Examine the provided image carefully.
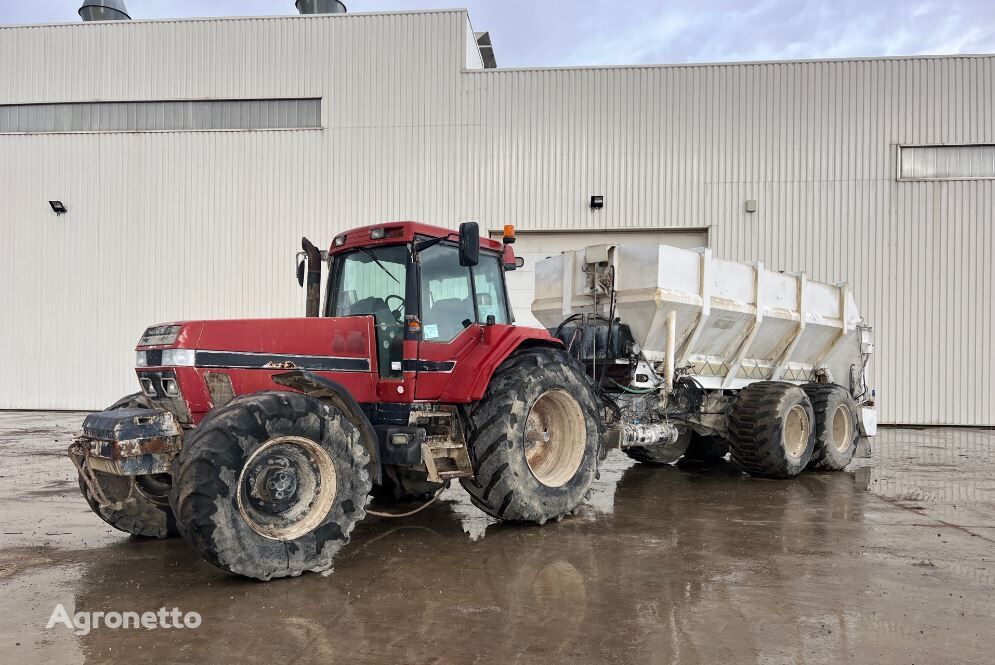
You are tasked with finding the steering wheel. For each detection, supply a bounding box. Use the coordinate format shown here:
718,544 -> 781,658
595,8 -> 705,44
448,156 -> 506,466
385,295 -> 406,321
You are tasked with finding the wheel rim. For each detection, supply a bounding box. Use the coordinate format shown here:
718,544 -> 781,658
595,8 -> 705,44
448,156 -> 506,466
524,390 -> 586,488
236,436 -> 337,541
782,405 -> 811,459
831,404 -> 853,452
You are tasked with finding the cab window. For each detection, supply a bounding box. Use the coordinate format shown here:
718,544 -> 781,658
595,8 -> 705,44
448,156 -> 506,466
327,245 -> 408,378
419,244 -> 474,342
472,254 -> 510,325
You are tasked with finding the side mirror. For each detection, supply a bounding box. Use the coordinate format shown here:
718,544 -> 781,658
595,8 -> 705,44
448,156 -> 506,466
297,259 -> 306,288
459,222 -> 480,267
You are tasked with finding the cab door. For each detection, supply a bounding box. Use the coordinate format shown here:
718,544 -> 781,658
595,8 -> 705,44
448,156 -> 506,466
413,243 -> 512,401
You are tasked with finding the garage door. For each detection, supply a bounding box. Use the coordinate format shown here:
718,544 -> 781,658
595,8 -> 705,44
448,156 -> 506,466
495,229 -> 709,327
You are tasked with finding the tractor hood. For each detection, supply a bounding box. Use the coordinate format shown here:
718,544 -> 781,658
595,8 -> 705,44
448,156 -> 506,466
134,317 -> 382,425
136,317 -> 379,373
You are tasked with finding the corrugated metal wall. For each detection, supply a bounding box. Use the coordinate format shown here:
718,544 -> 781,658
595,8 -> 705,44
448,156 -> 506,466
463,59 -> 994,425
0,12 -> 991,424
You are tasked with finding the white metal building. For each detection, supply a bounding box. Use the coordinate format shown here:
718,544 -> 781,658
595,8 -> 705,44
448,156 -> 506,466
0,7 -> 992,425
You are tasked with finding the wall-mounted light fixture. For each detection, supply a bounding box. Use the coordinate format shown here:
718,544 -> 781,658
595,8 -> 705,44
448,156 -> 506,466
49,201 -> 68,216
745,199 -> 758,213
590,195 -> 604,210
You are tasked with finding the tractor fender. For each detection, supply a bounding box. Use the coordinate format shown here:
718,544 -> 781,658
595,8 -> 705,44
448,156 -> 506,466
272,370 -> 382,484
448,327 -> 564,403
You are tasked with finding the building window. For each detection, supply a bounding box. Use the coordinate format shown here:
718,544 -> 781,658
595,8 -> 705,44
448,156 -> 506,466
0,98 -> 321,134
899,144 -> 995,181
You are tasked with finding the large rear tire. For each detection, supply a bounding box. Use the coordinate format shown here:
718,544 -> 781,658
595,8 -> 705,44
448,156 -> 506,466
461,348 -> 603,525
727,382 -> 815,478
169,391 -> 371,580
802,383 -> 858,471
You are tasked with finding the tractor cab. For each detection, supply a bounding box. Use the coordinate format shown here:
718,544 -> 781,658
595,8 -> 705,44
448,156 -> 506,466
299,222 -> 527,404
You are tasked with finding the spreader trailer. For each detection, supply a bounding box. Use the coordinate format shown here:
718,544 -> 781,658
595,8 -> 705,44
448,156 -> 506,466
70,221 -> 876,580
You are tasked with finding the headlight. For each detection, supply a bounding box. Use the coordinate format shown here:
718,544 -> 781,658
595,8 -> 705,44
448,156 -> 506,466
136,351 -> 148,367
161,349 -> 196,367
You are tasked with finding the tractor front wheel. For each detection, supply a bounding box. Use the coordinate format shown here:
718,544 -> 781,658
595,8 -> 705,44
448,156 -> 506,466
76,393 -> 178,539
169,391 -> 371,580
461,348 -> 603,525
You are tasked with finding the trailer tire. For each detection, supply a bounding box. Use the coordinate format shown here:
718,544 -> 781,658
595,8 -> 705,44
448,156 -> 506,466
624,430 -> 692,465
727,382 -> 815,478
802,384 -> 858,471
682,433 -> 729,463
169,391 -> 371,580
372,466 -> 444,503
461,347 -> 603,525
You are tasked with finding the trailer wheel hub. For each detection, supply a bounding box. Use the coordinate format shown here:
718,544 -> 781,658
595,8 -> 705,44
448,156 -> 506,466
237,436 -> 337,541
524,390 -> 586,488
831,404 -> 853,452
782,405 -> 812,459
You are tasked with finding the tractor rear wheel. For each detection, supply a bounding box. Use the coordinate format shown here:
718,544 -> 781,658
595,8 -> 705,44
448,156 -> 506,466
727,382 -> 815,478
461,348 -> 603,525
77,393 -> 179,539
802,383 -> 858,471
169,391 -> 371,580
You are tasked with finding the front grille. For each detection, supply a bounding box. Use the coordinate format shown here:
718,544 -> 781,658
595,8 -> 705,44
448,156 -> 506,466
136,370 -> 193,426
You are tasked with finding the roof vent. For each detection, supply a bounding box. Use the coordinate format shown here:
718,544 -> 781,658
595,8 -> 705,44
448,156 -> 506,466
79,0 -> 131,21
296,0 -> 347,14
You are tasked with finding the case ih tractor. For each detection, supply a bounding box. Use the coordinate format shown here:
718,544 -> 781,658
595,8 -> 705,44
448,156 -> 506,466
70,221 -> 876,580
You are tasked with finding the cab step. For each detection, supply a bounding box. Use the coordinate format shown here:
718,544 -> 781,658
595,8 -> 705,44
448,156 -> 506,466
409,407 -> 474,482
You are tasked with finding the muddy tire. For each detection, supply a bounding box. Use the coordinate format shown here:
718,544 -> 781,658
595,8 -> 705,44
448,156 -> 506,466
372,466 -> 444,503
727,382 -> 815,479
77,393 -> 179,538
106,392 -> 153,411
624,430 -> 692,465
460,347 -> 603,525
169,391 -> 371,580
802,384 -> 858,471
79,472 -> 179,538
682,433 -> 729,462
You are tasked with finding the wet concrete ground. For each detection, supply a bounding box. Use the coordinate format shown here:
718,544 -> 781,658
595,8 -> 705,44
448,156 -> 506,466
0,411 -> 992,665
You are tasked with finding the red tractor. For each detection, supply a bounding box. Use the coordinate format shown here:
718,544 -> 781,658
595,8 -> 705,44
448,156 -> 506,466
71,222 -> 605,580
71,221 -> 874,580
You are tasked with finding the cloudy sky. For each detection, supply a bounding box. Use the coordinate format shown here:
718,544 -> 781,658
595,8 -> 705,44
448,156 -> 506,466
3,0 -> 994,67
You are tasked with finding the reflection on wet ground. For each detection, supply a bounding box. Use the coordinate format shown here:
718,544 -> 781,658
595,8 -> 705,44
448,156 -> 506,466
0,412 -> 992,664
